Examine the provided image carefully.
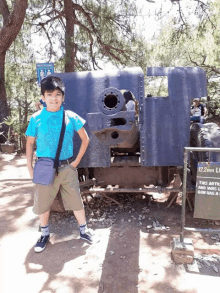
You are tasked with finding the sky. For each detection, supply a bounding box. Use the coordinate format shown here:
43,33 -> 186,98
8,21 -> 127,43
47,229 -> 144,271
32,0 -> 210,69
136,0 -> 173,40
136,0 -> 210,40
32,0 -> 174,64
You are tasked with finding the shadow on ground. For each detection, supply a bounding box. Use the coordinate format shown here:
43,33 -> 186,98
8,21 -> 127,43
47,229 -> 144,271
0,181 -> 35,239
1,152 -> 220,292
24,239 -> 91,293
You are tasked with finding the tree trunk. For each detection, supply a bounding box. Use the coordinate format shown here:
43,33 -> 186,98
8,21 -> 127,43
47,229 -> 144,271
18,100 -> 21,149
64,0 -> 75,72
0,0 -> 28,124
0,51 -> 9,128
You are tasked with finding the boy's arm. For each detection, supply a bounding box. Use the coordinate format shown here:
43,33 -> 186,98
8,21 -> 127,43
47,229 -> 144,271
26,136 -> 36,179
70,127 -> 90,168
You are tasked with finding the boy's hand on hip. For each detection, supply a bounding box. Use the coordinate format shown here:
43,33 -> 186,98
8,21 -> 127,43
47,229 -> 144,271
70,160 -> 78,168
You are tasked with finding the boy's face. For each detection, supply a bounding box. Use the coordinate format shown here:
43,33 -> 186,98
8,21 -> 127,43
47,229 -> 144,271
43,89 -> 64,112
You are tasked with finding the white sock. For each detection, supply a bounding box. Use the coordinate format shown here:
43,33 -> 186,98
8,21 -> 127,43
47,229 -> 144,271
79,223 -> 87,234
41,225 -> 50,236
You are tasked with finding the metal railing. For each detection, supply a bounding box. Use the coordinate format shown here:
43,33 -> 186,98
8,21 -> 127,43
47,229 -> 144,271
181,146 -> 220,241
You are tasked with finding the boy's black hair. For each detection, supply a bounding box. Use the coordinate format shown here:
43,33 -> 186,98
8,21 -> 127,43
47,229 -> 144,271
41,76 -> 65,96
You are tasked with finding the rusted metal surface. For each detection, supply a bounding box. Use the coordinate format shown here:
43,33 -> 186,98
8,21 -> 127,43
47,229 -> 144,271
81,187 -> 193,194
87,110 -> 138,149
79,178 -> 97,188
93,166 -> 161,188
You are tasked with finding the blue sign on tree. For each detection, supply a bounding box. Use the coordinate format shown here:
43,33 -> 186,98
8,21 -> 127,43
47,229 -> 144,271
36,63 -> 54,86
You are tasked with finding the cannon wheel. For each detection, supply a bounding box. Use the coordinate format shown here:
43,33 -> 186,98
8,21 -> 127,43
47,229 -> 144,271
190,122 -> 220,184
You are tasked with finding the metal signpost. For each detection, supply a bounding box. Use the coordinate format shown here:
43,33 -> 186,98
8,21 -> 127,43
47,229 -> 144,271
181,147 -> 220,242
36,63 -> 54,86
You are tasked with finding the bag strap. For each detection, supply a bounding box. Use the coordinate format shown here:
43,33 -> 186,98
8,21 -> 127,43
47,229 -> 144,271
54,110 -> 66,171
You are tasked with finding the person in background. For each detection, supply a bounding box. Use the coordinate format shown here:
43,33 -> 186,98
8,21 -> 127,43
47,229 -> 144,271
26,76 -> 92,253
123,90 -> 136,111
190,98 -> 207,123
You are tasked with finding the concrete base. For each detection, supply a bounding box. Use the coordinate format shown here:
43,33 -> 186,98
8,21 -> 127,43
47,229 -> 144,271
171,238 -> 194,264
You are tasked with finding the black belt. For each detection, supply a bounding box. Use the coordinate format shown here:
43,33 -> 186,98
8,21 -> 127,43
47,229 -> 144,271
59,156 -> 75,166
37,156 -> 75,166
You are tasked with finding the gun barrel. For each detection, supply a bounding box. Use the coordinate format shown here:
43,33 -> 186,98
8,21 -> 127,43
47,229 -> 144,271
98,87 -> 125,115
87,87 -> 138,150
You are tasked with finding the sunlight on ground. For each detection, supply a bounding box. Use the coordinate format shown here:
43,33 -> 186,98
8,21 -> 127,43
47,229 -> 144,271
1,228 -> 111,293
0,154 -> 30,180
138,230 -> 220,293
138,231 -> 171,292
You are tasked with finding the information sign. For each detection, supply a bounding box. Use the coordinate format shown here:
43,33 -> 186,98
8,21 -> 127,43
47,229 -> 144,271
194,162 -> 220,220
36,63 -> 54,86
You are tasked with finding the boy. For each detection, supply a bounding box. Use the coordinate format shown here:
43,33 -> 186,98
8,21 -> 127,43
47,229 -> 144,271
26,76 -> 92,253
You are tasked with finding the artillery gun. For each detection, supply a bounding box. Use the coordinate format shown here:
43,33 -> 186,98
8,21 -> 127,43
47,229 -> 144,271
52,67 -> 220,210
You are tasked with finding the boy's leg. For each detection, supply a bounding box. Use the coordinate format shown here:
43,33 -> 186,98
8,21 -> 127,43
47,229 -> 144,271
33,169 -> 61,252
35,210 -> 51,253
39,210 -> 50,227
59,165 -> 93,243
33,184 -> 59,253
74,208 -> 93,244
33,182 -> 60,253
73,208 -> 86,225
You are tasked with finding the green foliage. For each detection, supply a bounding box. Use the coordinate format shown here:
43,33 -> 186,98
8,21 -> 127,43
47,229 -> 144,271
5,18 -> 40,149
28,0 -> 143,70
147,0 -> 220,117
3,0 -> 149,149
0,116 -> 16,143
3,0 -> 220,151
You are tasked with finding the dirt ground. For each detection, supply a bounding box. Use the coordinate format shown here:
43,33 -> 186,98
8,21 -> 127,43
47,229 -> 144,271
1,153 -> 220,293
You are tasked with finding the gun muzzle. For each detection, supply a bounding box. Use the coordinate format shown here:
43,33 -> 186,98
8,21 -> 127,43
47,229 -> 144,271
98,87 -> 125,115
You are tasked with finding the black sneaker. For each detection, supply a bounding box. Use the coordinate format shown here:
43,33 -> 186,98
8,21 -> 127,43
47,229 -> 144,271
34,235 -> 50,253
80,231 -> 93,244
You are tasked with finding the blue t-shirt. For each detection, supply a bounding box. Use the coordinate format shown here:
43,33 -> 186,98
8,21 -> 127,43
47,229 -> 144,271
25,106 -> 85,160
